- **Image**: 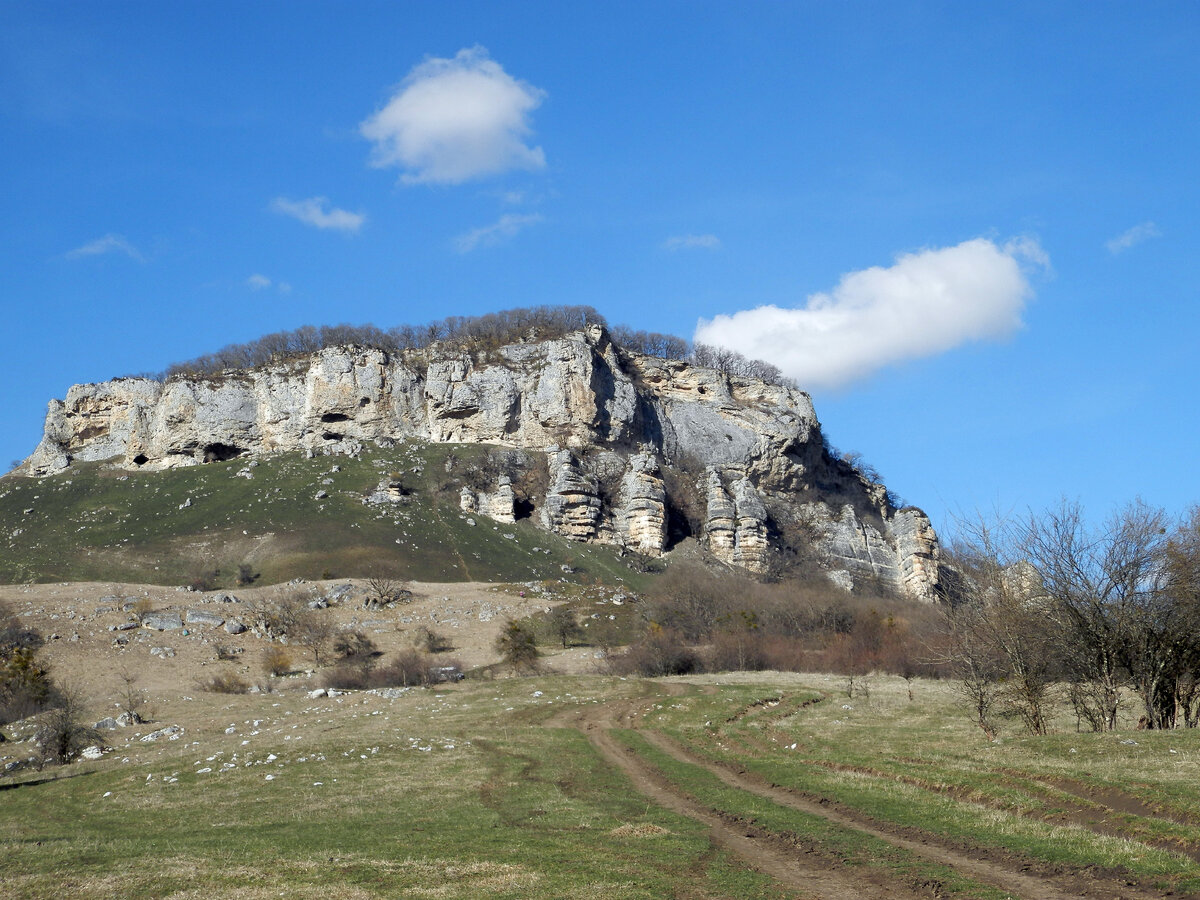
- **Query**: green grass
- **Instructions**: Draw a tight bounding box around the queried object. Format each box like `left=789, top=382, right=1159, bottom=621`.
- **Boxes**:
left=644, top=673, right=1200, bottom=895
left=5, top=670, right=1199, bottom=896
left=0, top=676, right=786, bottom=899
left=613, top=729, right=1012, bottom=899
left=0, top=444, right=653, bottom=590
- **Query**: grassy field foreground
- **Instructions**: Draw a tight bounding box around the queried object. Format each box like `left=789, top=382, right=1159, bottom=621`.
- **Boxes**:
left=3, top=673, right=1200, bottom=899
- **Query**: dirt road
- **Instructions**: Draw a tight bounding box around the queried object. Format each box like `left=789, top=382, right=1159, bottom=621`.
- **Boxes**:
left=553, top=691, right=1172, bottom=900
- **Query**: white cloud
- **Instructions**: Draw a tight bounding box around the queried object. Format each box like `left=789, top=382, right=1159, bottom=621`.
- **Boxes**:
left=694, top=237, right=1047, bottom=390
left=361, top=46, right=547, bottom=185
left=663, top=233, right=721, bottom=251
left=246, top=274, right=291, bottom=294
left=271, top=196, right=365, bottom=232
left=454, top=213, right=543, bottom=253
left=1106, top=221, right=1161, bottom=255
left=66, top=233, right=144, bottom=261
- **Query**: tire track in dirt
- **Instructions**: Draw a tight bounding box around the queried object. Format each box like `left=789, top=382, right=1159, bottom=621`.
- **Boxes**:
left=554, top=698, right=929, bottom=900
left=721, top=692, right=1200, bottom=869
left=641, top=729, right=1140, bottom=900
left=552, top=693, right=1174, bottom=900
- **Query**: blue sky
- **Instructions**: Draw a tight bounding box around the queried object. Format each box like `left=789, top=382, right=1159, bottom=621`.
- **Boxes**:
left=3, top=1, right=1198, bottom=538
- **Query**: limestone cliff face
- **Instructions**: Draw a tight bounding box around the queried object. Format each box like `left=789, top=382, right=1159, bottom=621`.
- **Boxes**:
left=22, top=325, right=940, bottom=600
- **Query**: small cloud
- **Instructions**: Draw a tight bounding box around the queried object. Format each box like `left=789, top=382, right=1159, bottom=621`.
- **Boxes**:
left=1106, top=221, right=1161, bottom=255
left=454, top=213, right=543, bottom=253
left=501, top=190, right=526, bottom=205
left=270, top=196, right=365, bottom=233
left=246, top=274, right=291, bottom=294
left=66, top=233, right=144, bottom=261
left=694, top=237, right=1047, bottom=390
left=663, top=233, right=721, bottom=251
left=361, top=46, right=547, bottom=185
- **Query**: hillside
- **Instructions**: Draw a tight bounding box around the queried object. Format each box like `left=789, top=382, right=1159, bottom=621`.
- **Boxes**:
left=11, top=325, right=939, bottom=597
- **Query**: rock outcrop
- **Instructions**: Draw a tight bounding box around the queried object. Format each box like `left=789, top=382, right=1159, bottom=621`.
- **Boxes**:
left=460, top=474, right=517, bottom=524
left=20, top=325, right=940, bottom=599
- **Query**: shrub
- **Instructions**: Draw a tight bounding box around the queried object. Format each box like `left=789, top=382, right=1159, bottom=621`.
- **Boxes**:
left=198, top=671, right=250, bottom=694
left=546, top=606, right=582, bottom=648
left=609, top=627, right=700, bottom=677
left=495, top=619, right=540, bottom=674
left=414, top=626, right=452, bottom=654
left=333, top=629, right=378, bottom=665
left=374, top=650, right=435, bottom=688
left=261, top=646, right=292, bottom=678
left=705, top=630, right=772, bottom=673
left=33, top=687, right=99, bottom=768
left=322, top=665, right=370, bottom=691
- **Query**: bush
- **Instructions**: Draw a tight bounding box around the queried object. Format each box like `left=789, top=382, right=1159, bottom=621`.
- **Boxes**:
left=609, top=627, right=700, bottom=677
left=546, top=606, right=582, bottom=648
left=333, top=629, right=378, bottom=665
left=33, top=688, right=99, bottom=768
left=261, top=646, right=292, bottom=678
left=495, top=619, right=540, bottom=674
left=198, top=671, right=250, bottom=694
left=413, top=626, right=452, bottom=654
left=705, top=630, right=772, bottom=673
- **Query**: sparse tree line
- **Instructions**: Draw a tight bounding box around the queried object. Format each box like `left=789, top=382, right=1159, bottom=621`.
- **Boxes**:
left=606, top=562, right=942, bottom=681
left=137, top=305, right=792, bottom=388
left=939, top=500, right=1200, bottom=737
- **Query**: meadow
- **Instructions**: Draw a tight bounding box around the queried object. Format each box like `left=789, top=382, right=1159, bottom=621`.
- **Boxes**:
left=4, top=671, right=1197, bottom=899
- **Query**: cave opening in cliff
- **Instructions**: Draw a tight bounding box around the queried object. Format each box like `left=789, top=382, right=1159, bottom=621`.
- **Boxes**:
left=514, top=498, right=535, bottom=520
left=202, top=443, right=246, bottom=463
left=320, top=413, right=352, bottom=423
left=322, top=431, right=344, bottom=442
left=132, top=454, right=149, bottom=466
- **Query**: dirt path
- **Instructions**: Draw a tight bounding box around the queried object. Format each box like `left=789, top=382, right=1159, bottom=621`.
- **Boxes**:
left=554, top=697, right=929, bottom=900
left=554, top=693, right=1173, bottom=900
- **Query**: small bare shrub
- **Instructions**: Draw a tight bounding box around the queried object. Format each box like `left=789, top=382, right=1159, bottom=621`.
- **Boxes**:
left=374, top=649, right=434, bottom=687
left=609, top=626, right=700, bottom=677
left=333, top=629, right=378, bottom=665
left=199, top=671, right=250, bottom=694
left=323, top=665, right=370, bottom=691
left=261, top=646, right=292, bottom=678
left=115, top=669, right=147, bottom=724
left=414, top=626, right=452, bottom=654
left=33, top=687, right=99, bottom=768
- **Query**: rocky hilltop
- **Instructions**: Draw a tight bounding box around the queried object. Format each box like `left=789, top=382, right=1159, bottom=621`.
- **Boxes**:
left=21, top=325, right=939, bottom=600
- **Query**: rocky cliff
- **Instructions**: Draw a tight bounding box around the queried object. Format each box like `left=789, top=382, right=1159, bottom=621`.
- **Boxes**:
left=21, top=325, right=940, bottom=600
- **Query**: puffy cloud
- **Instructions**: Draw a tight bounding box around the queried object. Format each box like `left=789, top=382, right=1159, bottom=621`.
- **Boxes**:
left=66, top=233, right=144, bottom=261
left=454, top=213, right=543, bottom=253
left=694, top=237, right=1046, bottom=390
left=1106, top=221, right=1161, bottom=255
left=663, top=234, right=721, bottom=251
left=361, top=46, right=546, bottom=185
left=271, top=196, right=365, bottom=232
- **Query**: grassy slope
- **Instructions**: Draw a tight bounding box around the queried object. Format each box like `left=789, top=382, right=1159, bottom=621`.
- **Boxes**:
left=636, top=673, right=1200, bottom=895
left=0, top=677, right=784, bottom=900
left=0, top=444, right=650, bottom=590
left=4, top=674, right=1198, bottom=898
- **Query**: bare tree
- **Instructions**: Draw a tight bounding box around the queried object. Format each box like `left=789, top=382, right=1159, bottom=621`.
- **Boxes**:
left=364, top=573, right=409, bottom=610
left=1023, top=500, right=1167, bottom=730
left=939, top=515, right=1061, bottom=735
